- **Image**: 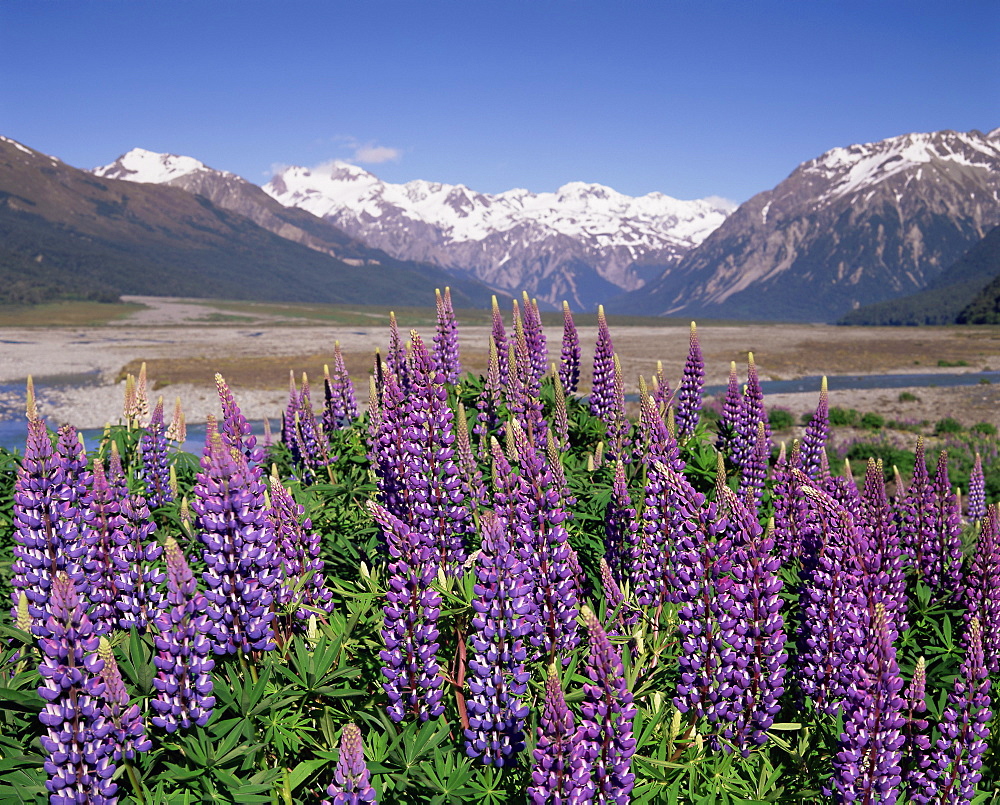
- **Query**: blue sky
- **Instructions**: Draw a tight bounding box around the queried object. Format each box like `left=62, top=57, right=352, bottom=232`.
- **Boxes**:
left=2, top=1, right=997, bottom=202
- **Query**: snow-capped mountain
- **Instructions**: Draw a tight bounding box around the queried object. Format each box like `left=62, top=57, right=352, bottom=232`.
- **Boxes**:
left=263, top=163, right=735, bottom=309
left=95, top=149, right=386, bottom=266
left=615, top=128, right=1000, bottom=322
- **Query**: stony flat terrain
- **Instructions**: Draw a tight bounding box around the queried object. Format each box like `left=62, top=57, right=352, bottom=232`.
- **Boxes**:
left=2, top=297, right=999, bottom=433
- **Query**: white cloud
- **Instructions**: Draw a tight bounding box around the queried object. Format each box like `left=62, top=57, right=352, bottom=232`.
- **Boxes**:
left=352, top=143, right=402, bottom=164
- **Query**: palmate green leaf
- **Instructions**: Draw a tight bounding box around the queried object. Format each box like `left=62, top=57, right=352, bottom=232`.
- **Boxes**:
left=117, top=628, right=156, bottom=694
left=0, top=767, right=47, bottom=805
left=287, top=757, right=329, bottom=793
left=416, top=750, right=478, bottom=804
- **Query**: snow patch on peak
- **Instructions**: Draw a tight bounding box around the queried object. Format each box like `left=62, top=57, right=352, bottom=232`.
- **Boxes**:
left=264, top=164, right=732, bottom=249
left=0, top=135, right=33, bottom=155
left=804, top=129, right=1000, bottom=204
left=94, top=148, right=235, bottom=185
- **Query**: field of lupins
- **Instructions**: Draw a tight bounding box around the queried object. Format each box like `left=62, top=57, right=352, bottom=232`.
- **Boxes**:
left=0, top=288, right=998, bottom=804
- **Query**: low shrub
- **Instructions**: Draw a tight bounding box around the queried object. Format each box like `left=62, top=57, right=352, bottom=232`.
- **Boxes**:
left=767, top=408, right=795, bottom=431
left=829, top=406, right=860, bottom=427
left=860, top=412, right=885, bottom=430
left=934, top=417, right=963, bottom=435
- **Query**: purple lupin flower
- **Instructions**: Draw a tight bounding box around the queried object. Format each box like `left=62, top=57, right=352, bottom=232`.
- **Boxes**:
left=604, top=355, right=629, bottom=461
left=903, top=656, right=931, bottom=795
left=651, top=360, right=672, bottom=414
left=831, top=602, right=906, bottom=804
left=675, top=322, right=704, bottom=440
left=551, top=363, right=570, bottom=451
left=370, top=500, right=444, bottom=722
left=632, top=383, right=685, bottom=608
left=37, top=572, right=117, bottom=804
left=967, top=452, right=986, bottom=522
left=861, top=458, right=908, bottom=636
left=216, top=373, right=266, bottom=468
left=193, top=430, right=278, bottom=654
left=396, top=331, right=473, bottom=572
left=85, top=458, right=129, bottom=636
left=268, top=473, right=333, bottom=623
left=796, top=484, right=871, bottom=716
left=589, top=305, right=616, bottom=421
left=324, top=723, right=377, bottom=804
left=151, top=536, right=216, bottom=732
left=116, top=486, right=164, bottom=633
left=605, top=460, right=640, bottom=587
left=915, top=618, right=992, bottom=805
left=324, top=341, right=359, bottom=432
left=11, top=407, right=89, bottom=637
left=473, top=337, right=504, bottom=450
left=666, top=462, right=740, bottom=742
left=922, top=451, right=964, bottom=596
left=737, top=421, right=769, bottom=510
left=960, top=505, right=1000, bottom=673
left=455, top=402, right=487, bottom=509
left=464, top=512, right=533, bottom=766
left=97, top=636, right=151, bottom=761
left=598, top=558, right=639, bottom=634
left=491, top=295, right=510, bottom=388
left=801, top=377, right=829, bottom=481
left=140, top=396, right=173, bottom=508
left=433, top=287, right=461, bottom=384
left=716, top=361, right=741, bottom=457
left=282, top=371, right=302, bottom=463
left=507, top=307, right=547, bottom=442
left=386, top=311, right=409, bottom=388
left=733, top=353, right=770, bottom=469
left=522, top=292, right=548, bottom=384
left=769, top=441, right=810, bottom=564
left=528, top=663, right=589, bottom=805
left=575, top=606, right=637, bottom=804
left=722, top=492, right=787, bottom=755
left=507, top=419, right=580, bottom=662
left=294, top=372, right=328, bottom=484
left=897, top=438, right=935, bottom=582
left=559, top=301, right=581, bottom=394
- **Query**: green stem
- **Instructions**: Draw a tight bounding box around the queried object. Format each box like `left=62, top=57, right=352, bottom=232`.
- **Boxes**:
left=125, top=758, right=146, bottom=805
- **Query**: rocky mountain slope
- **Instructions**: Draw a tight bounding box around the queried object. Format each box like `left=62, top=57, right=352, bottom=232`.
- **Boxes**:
left=0, top=136, right=495, bottom=307
left=613, top=128, right=1000, bottom=322
left=840, top=224, right=1000, bottom=325
left=262, top=161, right=734, bottom=310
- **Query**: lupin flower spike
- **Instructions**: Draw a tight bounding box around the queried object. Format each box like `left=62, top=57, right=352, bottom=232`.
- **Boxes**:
left=26, top=375, right=37, bottom=421
left=559, top=300, right=581, bottom=394
left=166, top=396, right=186, bottom=443
left=325, top=722, right=377, bottom=804
left=675, top=321, right=704, bottom=439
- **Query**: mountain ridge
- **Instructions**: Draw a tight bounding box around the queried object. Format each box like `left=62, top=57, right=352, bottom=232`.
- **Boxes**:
left=610, top=128, right=1000, bottom=322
